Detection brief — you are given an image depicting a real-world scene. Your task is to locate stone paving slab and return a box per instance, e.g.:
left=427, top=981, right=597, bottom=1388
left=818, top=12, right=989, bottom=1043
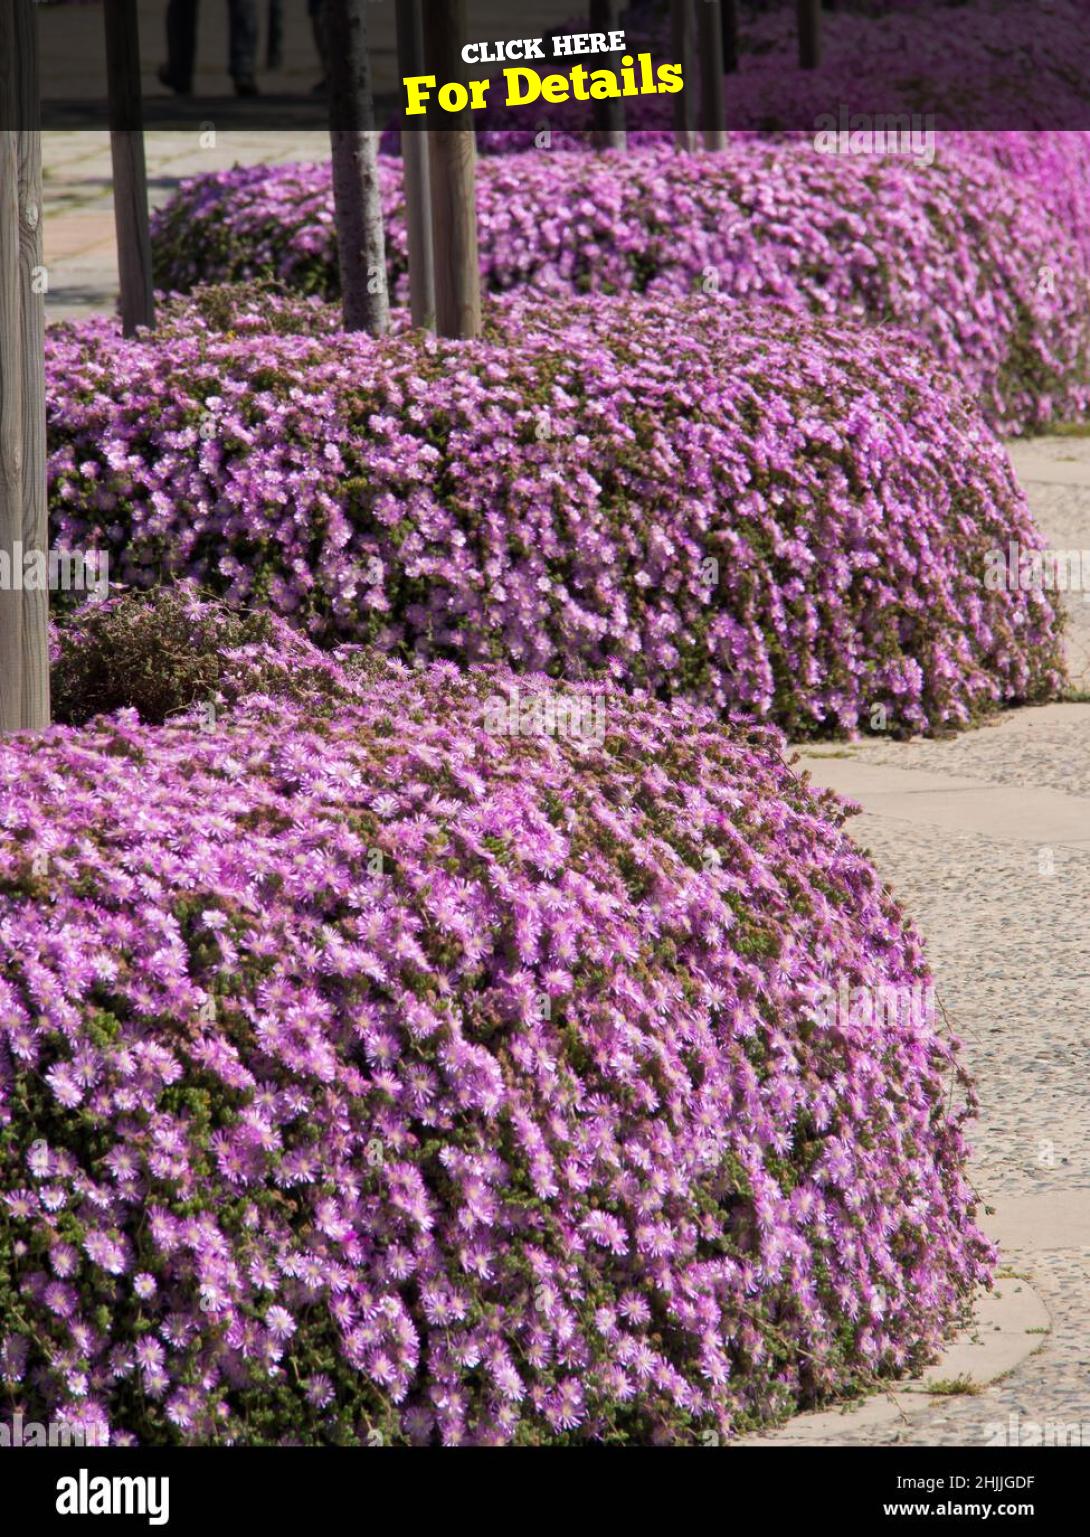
left=748, top=795, right=1090, bottom=1444
left=1008, top=436, right=1090, bottom=487
left=41, top=129, right=328, bottom=322
left=818, top=702, right=1090, bottom=797
left=1008, top=435, right=1090, bottom=692
left=742, top=1280, right=1052, bottom=1446
left=988, top=1192, right=1090, bottom=1253
left=798, top=757, right=1090, bottom=847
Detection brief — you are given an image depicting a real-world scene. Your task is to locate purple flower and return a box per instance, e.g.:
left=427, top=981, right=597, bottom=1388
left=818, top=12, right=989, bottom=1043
left=265, top=1307, right=296, bottom=1343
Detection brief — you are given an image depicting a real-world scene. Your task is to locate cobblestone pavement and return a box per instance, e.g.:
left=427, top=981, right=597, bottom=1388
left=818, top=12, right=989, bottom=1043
left=41, top=130, right=328, bottom=322
left=779, top=439, right=1090, bottom=1445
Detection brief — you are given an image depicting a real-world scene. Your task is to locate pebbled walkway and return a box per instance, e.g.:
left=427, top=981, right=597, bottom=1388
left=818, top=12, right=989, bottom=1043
left=41, top=129, right=328, bottom=323
left=763, top=437, right=1090, bottom=1445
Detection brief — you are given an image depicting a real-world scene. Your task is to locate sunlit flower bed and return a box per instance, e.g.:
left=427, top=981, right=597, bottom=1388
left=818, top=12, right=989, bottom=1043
left=0, top=589, right=994, bottom=1445
left=149, top=140, right=1090, bottom=434
left=44, top=288, right=1064, bottom=739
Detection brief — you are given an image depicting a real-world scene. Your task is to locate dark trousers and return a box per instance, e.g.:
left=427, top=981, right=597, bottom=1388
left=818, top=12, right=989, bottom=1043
left=266, top=0, right=283, bottom=69
left=165, top=0, right=259, bottom=87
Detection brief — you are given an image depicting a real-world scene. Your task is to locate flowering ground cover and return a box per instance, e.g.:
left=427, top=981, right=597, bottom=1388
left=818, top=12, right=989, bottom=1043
left=149, top=138, right=1090, bottom=435
left=44, top=286, right=1064, bottom=739
left=0, top=588, right=995, bottom=1445
left=949, top=131, right=1090, bottom=272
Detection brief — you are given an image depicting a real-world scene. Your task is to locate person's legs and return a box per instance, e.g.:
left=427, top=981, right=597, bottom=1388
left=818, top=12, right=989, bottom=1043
left=266, top=0, right=284, bottom=71
left=308, top=0, right=328, bottom=92
left=162, top=0, right=199, bottom=92
left=227, top=0, right=260, bottom=91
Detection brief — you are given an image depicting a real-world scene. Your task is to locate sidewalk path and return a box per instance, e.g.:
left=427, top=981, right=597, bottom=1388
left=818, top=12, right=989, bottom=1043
left=768, top=438, right=1090, bottom=1445
left=42, top=130, right=328, bottom=324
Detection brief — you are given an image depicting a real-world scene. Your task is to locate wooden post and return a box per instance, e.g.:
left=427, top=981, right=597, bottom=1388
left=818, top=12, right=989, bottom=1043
left=426, top=1, right=481, bottom=340
left=0, top=125, right=24, bottom=737
left=722, top=0, right=738, bottom=72
left=395, top=0, right=435, bottom=329
left=671, top=0, right=698, bottom=151
left=589, top=0, right=626, bottom=149
left=699, top=2, right=727, bottom=149
left=326, top=0, right=389, bottom=335
left=1, top=0, right=49, bottom=734
left=798, top=0, right=822, bottom=70
left=17, top=127, right=49, bottom=731
left=103, top=0, right=155, bottom=336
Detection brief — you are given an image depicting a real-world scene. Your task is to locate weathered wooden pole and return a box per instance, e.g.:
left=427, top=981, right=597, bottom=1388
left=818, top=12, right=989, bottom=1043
left=1, top=0, right=50, bottom=734
left=590, top=0, right=626, bottom=149
left=426, top=1, right=481, bottom=339
left=395, top=0, right=435, bottom=329
left=699, top=1, right=727, bottom=149
left=0, top=126, right=24, bottom=737
left=103, top=0, right=155, bottom=336
left=16, top=129, right=49, bottom=732
left=798, top=0, right=822, bottom=69
left=326, top=0, right=389, bottom=335
left=671, top=0, right=698, bottom=150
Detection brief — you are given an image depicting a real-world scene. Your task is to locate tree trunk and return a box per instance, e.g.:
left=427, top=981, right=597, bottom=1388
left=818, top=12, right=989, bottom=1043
left=326, top=0, right=389, bottom=335
left=590, top=0, right=626, bottom=149
left=798, top=0, right=822, bottom=69
left=395, top=0, right=435, bottom=329
left=426, top=1, right=481, bottom=339
left=671, top=0, right=698, bottom=150
left=0, top=0, right=49, bottom=735
left=104, top=0, right=155, bottom=336
left=699, top=2, right=727, bottom=149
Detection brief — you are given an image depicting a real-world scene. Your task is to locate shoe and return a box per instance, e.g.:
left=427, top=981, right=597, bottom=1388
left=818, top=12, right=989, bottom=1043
left=158, top=63, right=193, bottom=96
left=233, top=75, right=260, bottom=97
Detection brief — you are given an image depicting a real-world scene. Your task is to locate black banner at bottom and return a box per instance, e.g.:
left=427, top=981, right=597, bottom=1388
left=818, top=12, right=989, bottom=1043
left=0, top=1445, right=1081, bottom=1533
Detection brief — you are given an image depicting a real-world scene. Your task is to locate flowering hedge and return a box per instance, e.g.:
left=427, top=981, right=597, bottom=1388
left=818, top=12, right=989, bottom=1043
left=149, top=140, right=1090, bottom=435
left=45, top=289, right=1064, bottom=738
left=0, top=590, right=994, bottom=1444
left=949, top=131, right=1090, bottom=272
